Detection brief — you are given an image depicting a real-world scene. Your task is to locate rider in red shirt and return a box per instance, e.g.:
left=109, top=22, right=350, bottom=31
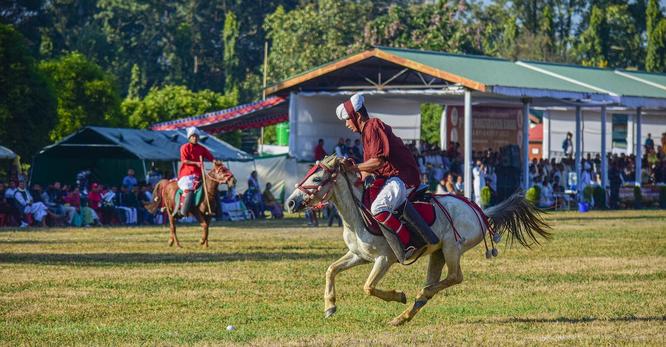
left=175, top=127, right=215, bottom=217
left=336, top=93, right=420, bottom=262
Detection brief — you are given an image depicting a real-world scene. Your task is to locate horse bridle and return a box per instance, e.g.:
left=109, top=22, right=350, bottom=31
left=295, top=161, right=340, bottom=207
left=295, top=158, right=364, bottom=208
left=206, top=165, right=234, bottom=184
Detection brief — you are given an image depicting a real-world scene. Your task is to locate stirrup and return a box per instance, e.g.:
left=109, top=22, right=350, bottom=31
left=404, top=246, right=417, bottom=260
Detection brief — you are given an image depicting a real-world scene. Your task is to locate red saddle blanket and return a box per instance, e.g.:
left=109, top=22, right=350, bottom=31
left=360, top=178, right=436, bottom=236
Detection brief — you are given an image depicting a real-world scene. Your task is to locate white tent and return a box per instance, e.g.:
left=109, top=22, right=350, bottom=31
left=0, top=145, right=17, bottom=160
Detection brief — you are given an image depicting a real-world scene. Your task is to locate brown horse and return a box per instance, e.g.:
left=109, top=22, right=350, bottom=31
left=147, top=161, right=236, bottom=248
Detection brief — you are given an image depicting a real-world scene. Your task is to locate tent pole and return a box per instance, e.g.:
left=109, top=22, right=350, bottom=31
left=141, top=160, right=148, bottom=182
left=600, top=106, right=608, bottom=198
left=172, top=161, right=177, bottom=179
left=575, top=106, right=582, bottom=201
left=522, top=99, right=530, bottom=191
left=439, top=106, right=447, bottom=150
left=635, top=107, right=642, bottom=187
left=463, top=90, right=472, bottom=199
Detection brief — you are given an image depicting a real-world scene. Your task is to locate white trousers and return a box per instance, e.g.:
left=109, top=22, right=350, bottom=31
left=370, top=177, right=414, bottom=215
left=117, top=206, right=137, bottom=224
left=177, top=175, right=197, bottom=191
left=24, top=202, right=48, bottom=222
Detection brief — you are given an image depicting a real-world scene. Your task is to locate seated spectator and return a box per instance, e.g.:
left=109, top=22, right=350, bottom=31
left=334, top=138, right=347, bottom=158
left=262, top=183, right=283, bottom=219
left=101, top=186, right=125, bottom=224
left=117, top=185, right=138, bottom=224
left=64, top=187, right=101, bottom=226
left=87, top=183, right=104, bottom=221
left=146, top=165, right=163, bottom=187
left=351, top=139, right=363, bottom=163
left=245, top=171, right=265, bottom=218
left=454, top=176, right=464, bottom=195
left=314, top=138, right=327, bottom=161
left=122, top=169, right=138, bottom=190
left=436, top=173, right=456, bottom=195
left=39, top=183, right=67, bottom=226
left=539, top=178, right=555, bottom=208
left=0, top=182, right=16, bottom=225
left=14, top=180, right=50, bottom=227
left=136, top=184, right=153, bottom=224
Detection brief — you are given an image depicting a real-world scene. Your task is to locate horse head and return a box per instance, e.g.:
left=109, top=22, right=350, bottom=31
left=286, top=155, right=358, bottom=213
left=208, top=160, right=236, bottom=187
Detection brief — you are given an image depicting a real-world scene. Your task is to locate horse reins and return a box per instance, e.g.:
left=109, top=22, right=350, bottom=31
left=295, top=161, right=339, bottom=208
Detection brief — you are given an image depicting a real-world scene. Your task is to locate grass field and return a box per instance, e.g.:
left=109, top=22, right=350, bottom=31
left=1, top=210, right=665, bottom=346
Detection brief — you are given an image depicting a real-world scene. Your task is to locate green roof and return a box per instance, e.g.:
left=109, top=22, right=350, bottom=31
left=616, top=70, right=666, bottom=89
left=520, top=61, right=666, bottom=99
left=379, top=47, right=600, bottom=94
left=266, top=46, right=666, bottom=107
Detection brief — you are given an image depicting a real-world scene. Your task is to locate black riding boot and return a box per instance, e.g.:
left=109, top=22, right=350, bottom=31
left=180, top=191, right=194, bottom=217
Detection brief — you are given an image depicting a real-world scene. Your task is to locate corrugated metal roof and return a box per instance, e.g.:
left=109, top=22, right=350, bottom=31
left=379, top=47, right=601, bottom=95
left=41, top=127, right=253, bottom=161
left=615, top=70, right=666, bottom=90
left=265, top=46, right=666, bottom=108
left=520, top=61, right=666, bottom=99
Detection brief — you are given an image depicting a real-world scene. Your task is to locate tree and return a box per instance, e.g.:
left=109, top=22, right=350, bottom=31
left=0, top=24, right=57, bottom=159
left=39, top=52, right=124, bottom=141
left=127, top=64, right=144, bottom=99
left=264, top=0, right=369, bottom=83
left=575, top=6, right=608, bottom=67
left=123, top=85, right=237, bottom=129
left=605, top=4, right=642, bottom=69
left=646, top=0, right=666, bottom=71
left=364, top=2, right=477, bottom=54
left=223, top=11, right=240, bottom=94
left=420, top=104, right=443, bottom=146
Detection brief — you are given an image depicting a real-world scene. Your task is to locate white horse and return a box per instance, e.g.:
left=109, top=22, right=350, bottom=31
left=286, top=155, right=550, bottom=326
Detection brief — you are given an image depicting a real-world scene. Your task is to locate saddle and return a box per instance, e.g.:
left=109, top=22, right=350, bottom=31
left=359, top=178, right=438, bottom=254
left=173, top=181, right=205, bottom=207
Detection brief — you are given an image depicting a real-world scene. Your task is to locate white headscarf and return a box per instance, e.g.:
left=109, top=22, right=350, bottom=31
left=335, top=93, right=364, bottom=121
left=186, top=126, right=199, bottom=139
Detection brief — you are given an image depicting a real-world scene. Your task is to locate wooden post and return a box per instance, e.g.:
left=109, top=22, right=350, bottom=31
left=200, top=156, right=213, bottom=216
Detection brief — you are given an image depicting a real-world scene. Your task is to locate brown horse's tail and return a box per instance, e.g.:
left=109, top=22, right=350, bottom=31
left=484, top=192, right=551, bottom=248
left=146, top=180, right=165, bottom=214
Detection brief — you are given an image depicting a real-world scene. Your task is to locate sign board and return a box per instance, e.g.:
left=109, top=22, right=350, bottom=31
left=444, top=106, right=522, bottom=152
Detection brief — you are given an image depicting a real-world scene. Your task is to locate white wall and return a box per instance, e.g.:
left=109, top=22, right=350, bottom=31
left=289, top=93, right=422, bottom=160
left=545, top=108, right=666, bottom=158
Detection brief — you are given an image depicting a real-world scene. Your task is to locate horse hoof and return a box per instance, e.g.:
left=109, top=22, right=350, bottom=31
left=168, top=239, right=174, bottom=247
left=399, top=292, right=407, bottom=304
left=324, top=307, right=337, bottom=318
left=388, top=317, right=405, bottom=326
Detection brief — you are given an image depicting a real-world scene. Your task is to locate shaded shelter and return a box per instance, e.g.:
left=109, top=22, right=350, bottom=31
left=30, top=126, right=251, bottom=186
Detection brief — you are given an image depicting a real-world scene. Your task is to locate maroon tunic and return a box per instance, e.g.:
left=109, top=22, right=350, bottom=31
left=362, top=118, right=420, bottom=188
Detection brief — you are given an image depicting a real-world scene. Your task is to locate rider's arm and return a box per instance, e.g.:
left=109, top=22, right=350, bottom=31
left=357, top=157, right=385, bottom=173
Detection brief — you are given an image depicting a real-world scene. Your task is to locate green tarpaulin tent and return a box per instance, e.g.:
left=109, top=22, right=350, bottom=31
left=30, top=126, right=252, bottom=186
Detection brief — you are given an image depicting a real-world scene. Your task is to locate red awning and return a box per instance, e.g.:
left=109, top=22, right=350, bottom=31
left=150, top=95, right=289, bottom=133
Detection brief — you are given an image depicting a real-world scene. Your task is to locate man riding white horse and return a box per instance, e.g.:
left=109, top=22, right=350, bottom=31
left=174, top=126, right=214, bottom=217
left=335, top=93, right=421, bottom=262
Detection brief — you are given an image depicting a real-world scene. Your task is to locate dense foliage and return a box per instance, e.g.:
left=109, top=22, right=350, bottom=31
left=2, top=0, right=666, bottom=157
left=0, top=23, right=56, bottom=159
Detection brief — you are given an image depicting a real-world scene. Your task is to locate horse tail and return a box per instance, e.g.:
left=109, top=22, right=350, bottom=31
left=484, top=192, right=551, bottom=248
left=146, top=180, right=165, bottom=214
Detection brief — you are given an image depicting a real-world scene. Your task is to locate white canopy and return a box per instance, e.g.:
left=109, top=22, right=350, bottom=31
left=0, top=145, right=17, bottom=160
